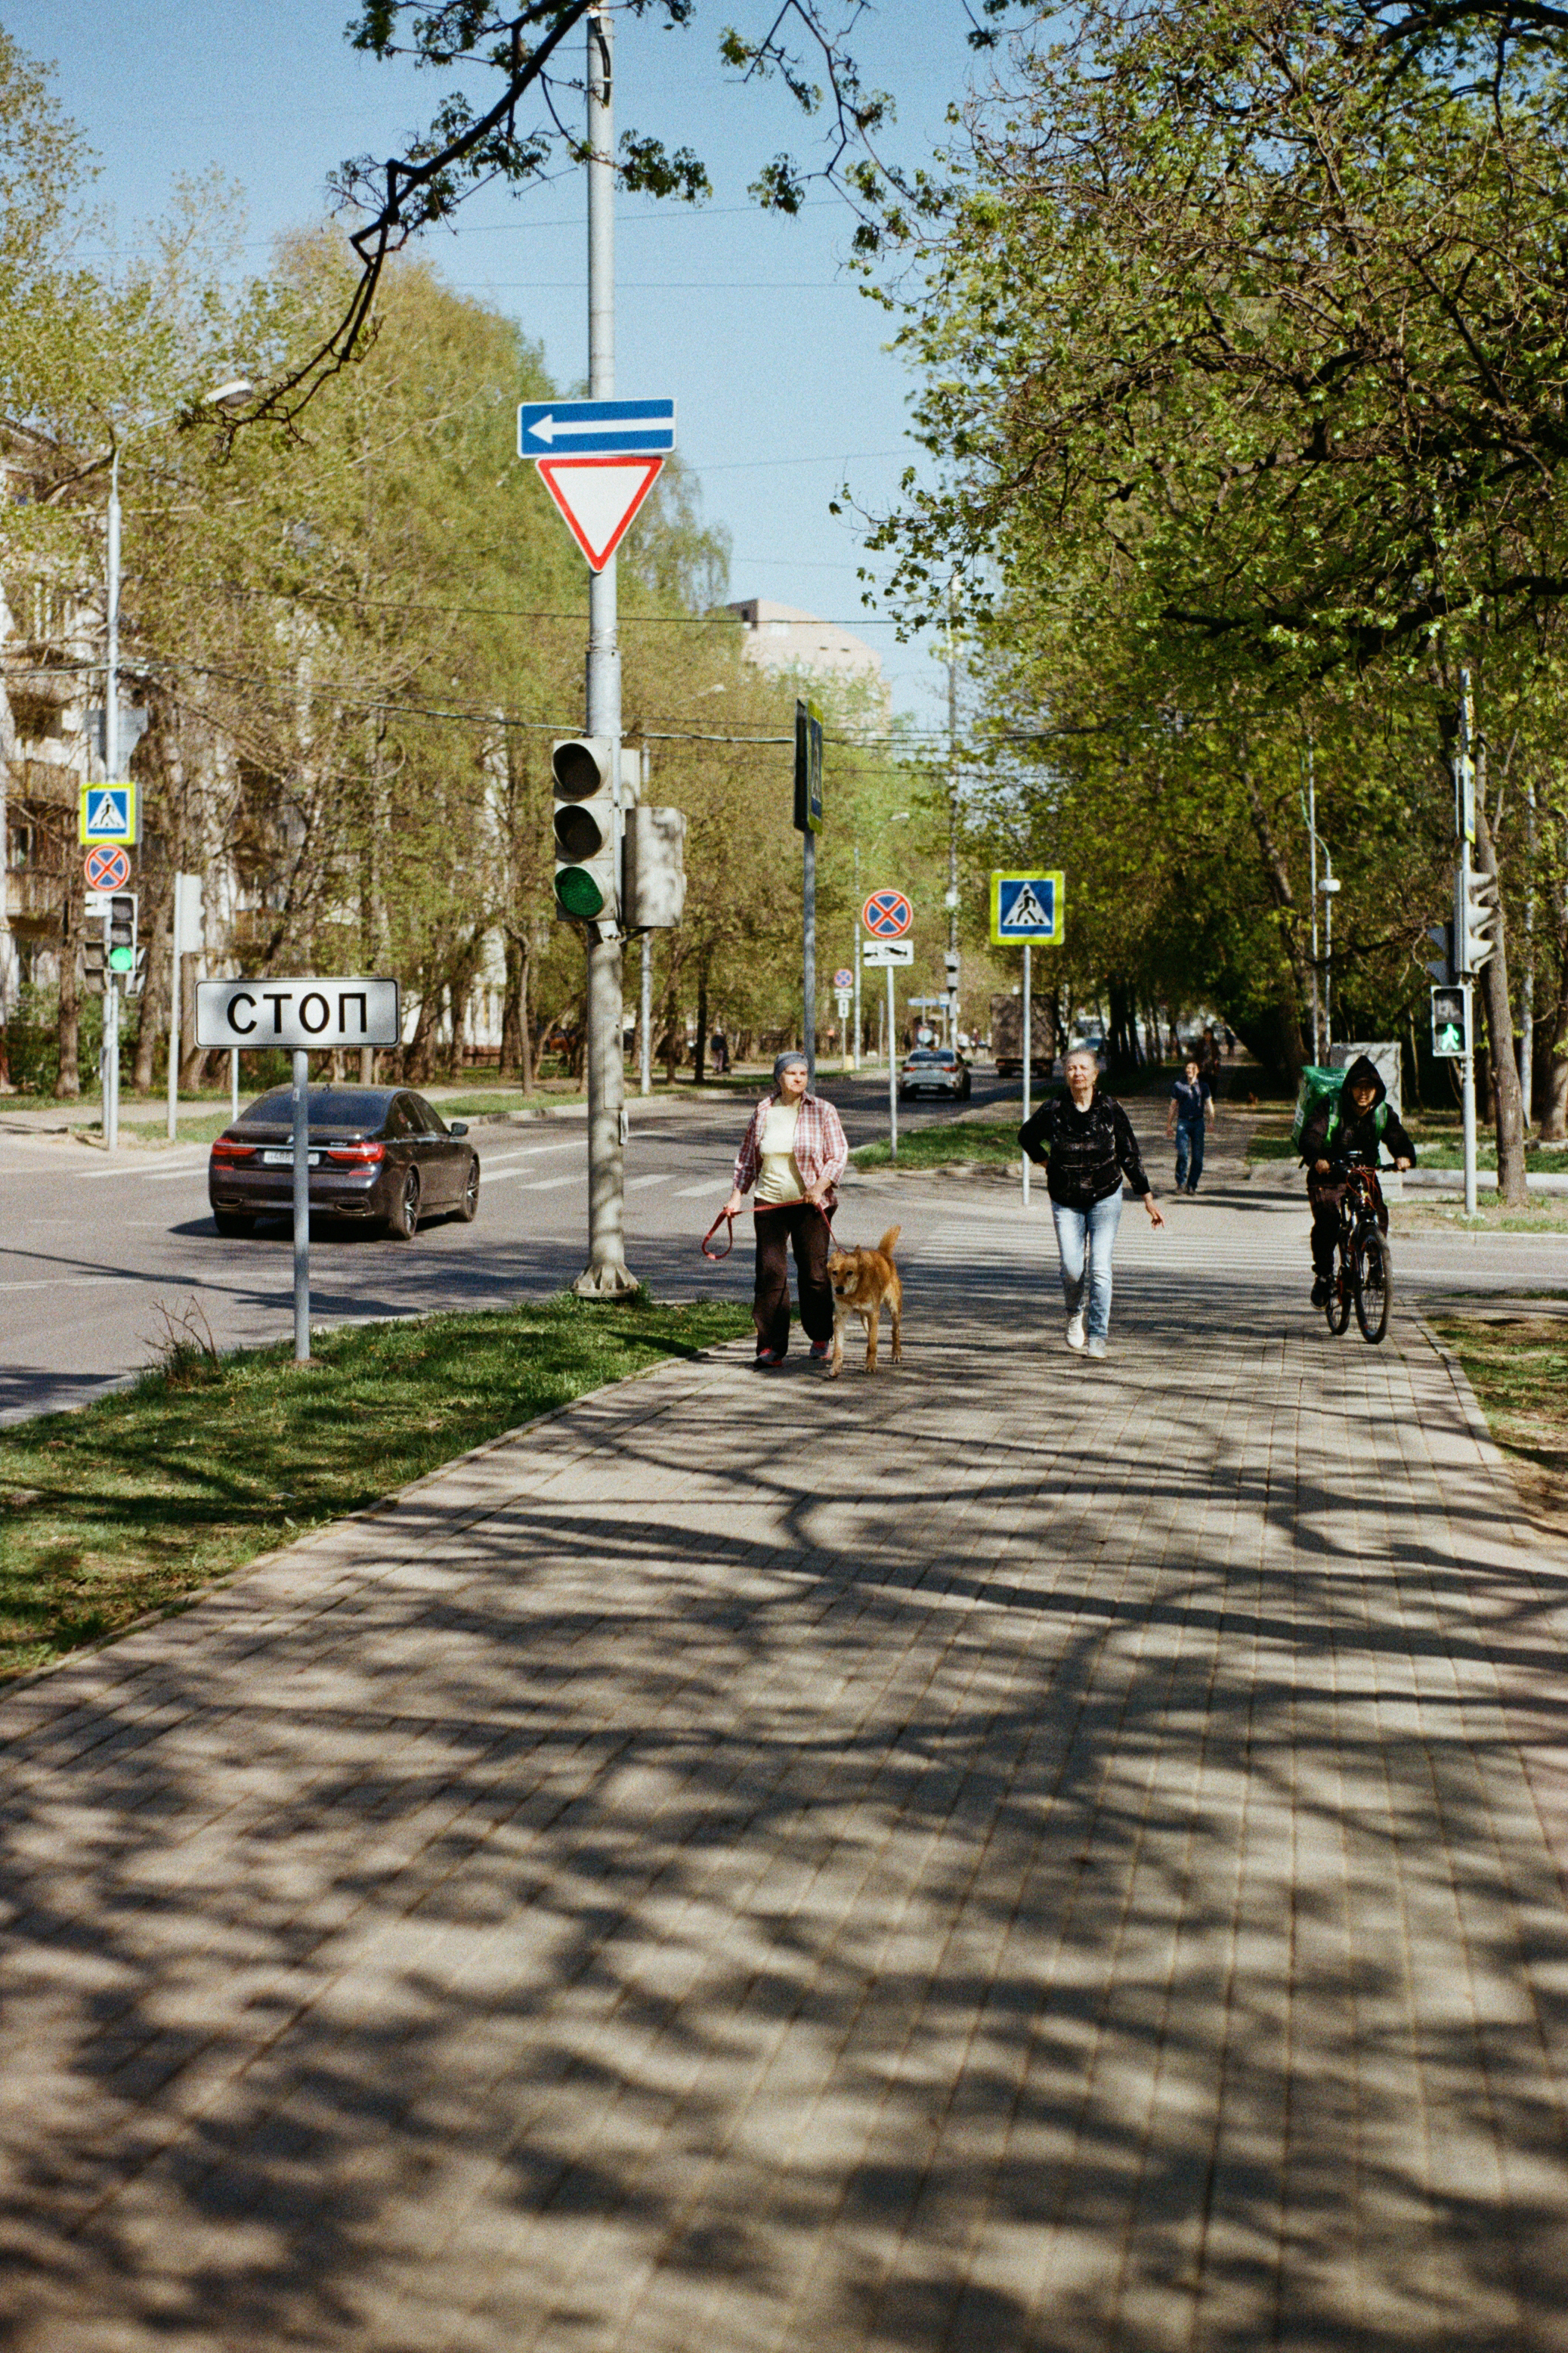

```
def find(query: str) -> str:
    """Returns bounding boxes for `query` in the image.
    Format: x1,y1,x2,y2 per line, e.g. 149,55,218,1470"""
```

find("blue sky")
8,0,1003,732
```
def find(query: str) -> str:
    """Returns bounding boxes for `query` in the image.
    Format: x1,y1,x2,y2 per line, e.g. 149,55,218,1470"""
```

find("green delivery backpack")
1291,1067,1343,1150
1291,1066,1390,1152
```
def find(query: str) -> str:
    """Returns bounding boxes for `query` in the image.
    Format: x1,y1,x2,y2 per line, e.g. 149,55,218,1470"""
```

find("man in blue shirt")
1164,1055,1214,1194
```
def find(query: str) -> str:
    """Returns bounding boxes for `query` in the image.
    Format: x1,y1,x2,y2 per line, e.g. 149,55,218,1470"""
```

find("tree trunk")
178,952,205,1091
54,865,82,1098
1473,785,1529,1208
500,933,524,1080
694,956,709,1086
1542,1053,1568,1143
131,875,172,1092
405,987,438,1084
1244,769,1310,1079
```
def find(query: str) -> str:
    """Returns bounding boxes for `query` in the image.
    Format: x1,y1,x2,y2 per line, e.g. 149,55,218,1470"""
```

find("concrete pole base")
572,1260,641,1299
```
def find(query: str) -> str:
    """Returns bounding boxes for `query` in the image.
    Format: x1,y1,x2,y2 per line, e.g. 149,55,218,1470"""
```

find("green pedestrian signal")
1430,983,1467,1060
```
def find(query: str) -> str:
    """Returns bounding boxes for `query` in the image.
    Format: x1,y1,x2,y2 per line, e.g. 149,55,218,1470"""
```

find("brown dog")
825,1224,903,1377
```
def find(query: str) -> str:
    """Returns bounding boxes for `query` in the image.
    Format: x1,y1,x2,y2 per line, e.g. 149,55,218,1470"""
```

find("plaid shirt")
734,1089,849,1203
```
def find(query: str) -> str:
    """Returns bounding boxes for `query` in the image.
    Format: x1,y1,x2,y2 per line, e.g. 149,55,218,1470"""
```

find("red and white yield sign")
83,843,131,891
862,889,914,940
519,399,675,574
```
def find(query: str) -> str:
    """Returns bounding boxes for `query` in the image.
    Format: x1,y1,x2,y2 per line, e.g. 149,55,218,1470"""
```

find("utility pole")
946,576,960,1051
103,447,121,1154
574,4,636,1296
852,844,861,1069
1458,668,1479,1218
1302,743,1322,1063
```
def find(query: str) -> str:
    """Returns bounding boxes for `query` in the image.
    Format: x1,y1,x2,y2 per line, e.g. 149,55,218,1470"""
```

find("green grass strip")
852,1119,1023,1170
0,1294,750,1684
1427,1313,1568,1526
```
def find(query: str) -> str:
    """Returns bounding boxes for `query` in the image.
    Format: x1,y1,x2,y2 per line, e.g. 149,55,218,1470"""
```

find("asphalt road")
0,1070,1023,1426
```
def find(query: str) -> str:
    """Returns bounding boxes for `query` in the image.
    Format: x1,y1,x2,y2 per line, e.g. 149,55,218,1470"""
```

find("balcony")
6,868,65,924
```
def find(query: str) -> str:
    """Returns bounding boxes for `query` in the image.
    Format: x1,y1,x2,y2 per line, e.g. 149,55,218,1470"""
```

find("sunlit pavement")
3,1125,1568,2346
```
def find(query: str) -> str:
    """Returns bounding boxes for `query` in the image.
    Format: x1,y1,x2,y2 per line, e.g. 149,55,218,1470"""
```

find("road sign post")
195,978,402,1361
796,700,824,1087
862,893,912,1161
991,872,1065,1203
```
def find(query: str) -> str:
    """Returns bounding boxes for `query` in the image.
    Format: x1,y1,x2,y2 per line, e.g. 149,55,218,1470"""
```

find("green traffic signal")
555,865,608,920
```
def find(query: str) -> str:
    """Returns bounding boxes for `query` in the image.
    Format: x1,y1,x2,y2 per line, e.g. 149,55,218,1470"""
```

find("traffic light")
552,737,619,923
82,907,108,995
107,892,138,981
1455,866,1498,974
1425,920,1455,987
1430,983,1468,1059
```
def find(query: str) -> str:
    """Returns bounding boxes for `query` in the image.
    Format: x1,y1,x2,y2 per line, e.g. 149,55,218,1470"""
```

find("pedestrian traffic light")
107,892,137,980
1454,867,1498,974
1430,983,1468,1059
1425,920,1455,987
82,907,108,995
552,737,619,924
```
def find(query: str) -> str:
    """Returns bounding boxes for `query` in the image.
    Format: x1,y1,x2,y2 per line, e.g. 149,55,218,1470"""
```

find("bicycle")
1321,1159,1393,1345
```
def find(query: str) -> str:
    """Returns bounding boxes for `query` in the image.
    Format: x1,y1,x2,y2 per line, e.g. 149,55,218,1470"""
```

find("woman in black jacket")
1019,1046,1165,1357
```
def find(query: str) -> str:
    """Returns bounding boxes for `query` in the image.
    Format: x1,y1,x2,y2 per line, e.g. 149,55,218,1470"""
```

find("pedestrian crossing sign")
990,870,1064,946
79,782,138,845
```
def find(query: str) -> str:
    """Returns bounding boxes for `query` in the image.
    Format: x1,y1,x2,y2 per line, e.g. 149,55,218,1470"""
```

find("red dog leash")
700,1209,738,1259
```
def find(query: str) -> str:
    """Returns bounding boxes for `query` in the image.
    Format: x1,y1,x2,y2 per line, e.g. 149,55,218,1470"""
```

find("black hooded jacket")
1019,1085,1152,1209
1299,1054,1416,1171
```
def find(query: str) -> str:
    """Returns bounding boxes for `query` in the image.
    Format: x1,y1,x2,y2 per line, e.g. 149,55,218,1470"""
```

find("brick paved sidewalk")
3,1184,1568,2351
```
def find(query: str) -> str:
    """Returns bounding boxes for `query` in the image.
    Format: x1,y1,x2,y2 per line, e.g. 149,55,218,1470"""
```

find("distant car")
207,1085,479,1240
898,1048,972,1102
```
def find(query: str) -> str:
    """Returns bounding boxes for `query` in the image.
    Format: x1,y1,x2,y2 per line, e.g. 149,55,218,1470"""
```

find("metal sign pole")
166,873,181,1142
803,826,816,1090
292,1046,311,1363
852,847,862,1070
886,964,897,1163
104,978,119,1153
576,3,634,1296
1021,943,1031,1208
1458,672,1479,1219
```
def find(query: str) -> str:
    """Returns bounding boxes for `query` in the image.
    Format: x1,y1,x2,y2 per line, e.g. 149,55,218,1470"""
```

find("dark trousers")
1307,1172,1388,1277
753,1201,833,1355
1308,1179,1344,1277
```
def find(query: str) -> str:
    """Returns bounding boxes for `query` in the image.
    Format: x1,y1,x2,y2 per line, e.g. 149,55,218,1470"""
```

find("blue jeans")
1174,1119,1205,1190
1051,1189,1123,1342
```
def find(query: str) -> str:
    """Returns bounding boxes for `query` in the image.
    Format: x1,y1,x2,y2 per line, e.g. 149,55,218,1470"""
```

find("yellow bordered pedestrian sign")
990,870,1064,946
79,782,138,845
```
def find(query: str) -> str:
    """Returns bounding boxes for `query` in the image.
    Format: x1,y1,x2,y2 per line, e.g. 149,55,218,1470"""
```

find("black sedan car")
208,1085,480,1239
897,1048,972,1102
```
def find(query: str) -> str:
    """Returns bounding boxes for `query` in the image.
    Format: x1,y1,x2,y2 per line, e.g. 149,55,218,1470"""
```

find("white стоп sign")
195,977,402,1051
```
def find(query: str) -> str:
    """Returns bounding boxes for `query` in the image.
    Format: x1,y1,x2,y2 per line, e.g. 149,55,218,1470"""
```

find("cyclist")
1300,1054,1415,1305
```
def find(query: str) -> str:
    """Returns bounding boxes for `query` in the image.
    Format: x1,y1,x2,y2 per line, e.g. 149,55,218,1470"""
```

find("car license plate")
261,1149,321,1166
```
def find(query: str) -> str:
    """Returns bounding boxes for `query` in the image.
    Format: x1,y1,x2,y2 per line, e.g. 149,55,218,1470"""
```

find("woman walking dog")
722,1051,849,1367
1019,1045,1164,1357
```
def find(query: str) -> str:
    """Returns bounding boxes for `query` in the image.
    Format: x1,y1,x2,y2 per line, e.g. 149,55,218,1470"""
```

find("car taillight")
323,1140,385,1166
210,1138,257,1162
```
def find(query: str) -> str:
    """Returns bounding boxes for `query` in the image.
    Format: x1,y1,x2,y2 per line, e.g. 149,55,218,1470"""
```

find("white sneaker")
1086,1335,1108,1359
1065,1311,1086,1351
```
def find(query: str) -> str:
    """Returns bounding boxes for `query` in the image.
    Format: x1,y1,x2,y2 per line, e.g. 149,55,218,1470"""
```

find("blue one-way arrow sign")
518,398,676,457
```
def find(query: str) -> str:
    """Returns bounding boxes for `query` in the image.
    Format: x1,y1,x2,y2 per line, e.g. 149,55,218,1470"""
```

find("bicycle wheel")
1325,1236,1353,1333
1353,1227,1392,1344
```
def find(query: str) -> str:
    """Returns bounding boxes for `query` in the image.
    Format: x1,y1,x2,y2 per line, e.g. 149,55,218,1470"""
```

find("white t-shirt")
754,1098,806,1204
